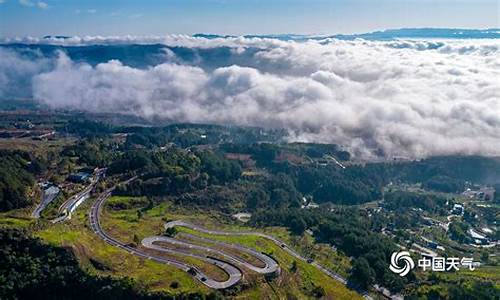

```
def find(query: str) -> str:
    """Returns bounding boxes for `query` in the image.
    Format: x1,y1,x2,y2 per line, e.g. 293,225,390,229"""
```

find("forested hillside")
0,150,45,212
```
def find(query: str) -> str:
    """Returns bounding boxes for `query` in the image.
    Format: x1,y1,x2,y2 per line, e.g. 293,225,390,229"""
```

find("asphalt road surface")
88,177,371,297
53,169,105,223
165,221,373,299
142,233,280,275
32,185,60,218
89,176,242,289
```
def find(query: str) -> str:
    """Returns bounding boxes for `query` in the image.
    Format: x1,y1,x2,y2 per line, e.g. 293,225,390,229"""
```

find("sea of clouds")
0,35,499,159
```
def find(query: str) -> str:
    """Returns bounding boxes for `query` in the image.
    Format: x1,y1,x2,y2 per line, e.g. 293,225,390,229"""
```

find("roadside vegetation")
1,117,499,299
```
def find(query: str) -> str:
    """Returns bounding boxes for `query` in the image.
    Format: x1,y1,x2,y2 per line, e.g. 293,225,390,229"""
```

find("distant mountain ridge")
195,28,500,40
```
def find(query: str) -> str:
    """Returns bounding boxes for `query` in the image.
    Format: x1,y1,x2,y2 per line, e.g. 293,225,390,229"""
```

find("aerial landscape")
0,1,499,299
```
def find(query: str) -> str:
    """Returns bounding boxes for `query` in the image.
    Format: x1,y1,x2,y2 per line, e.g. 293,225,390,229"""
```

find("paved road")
88,178,370,297
165,220,373,299
141,236,242,288
89,177,242,289
32,185,60,218
52,170,105,223
143,233,280,275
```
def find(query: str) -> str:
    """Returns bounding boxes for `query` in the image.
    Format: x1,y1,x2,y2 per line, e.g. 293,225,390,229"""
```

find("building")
468,228,489,245
463,187,496,201
68,172,90,183
452,204,464,215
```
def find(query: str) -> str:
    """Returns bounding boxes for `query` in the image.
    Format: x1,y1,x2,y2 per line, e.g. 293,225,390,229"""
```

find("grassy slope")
177,226,360,299
0,196,361,299
101,197,361,299
35,200,207,295
0,207,35,228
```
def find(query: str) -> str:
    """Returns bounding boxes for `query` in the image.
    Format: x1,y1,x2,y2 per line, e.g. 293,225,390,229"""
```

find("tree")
0,150,40,212
311,285,326,298
289,215,307,235
247,189,270,209
290,260,298,273
133,234,140,246
164,227,177,237
481,251,490,264
197,150,241,184
0,229,164,299
349,257,375,289
449,221,469,243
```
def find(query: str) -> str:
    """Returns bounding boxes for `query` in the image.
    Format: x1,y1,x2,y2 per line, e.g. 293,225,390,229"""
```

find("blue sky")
0,0,498,37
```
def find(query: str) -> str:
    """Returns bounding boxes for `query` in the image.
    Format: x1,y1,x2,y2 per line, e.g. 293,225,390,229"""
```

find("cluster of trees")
250,208,311,235
221,142,350,167
62,140,115,167
301,143,350,161
313,211,407,292
0,150,45,212
250,207,407,292
108,150,161,175
106,196,151,211
0,229,226,299
292,165,386,205
273,155,500,205
392,156,500,193
221,143,279,168
448,221,470,243
175,184,247,211
0,229,172,299
197,151,241,185
112,149,243,199
172,172,302,213
121,123,283,149
63,120,500,208
64,119,115,138
245,173,302,209
112,149,200,196
408,274,499,300
383,191,448,214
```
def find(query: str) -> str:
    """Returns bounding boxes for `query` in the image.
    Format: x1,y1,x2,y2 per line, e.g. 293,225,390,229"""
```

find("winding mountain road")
164,221,349,282
89,177,244,289
88,178,370,298
89,186,241,288
142,234,279,275
165,221,373,299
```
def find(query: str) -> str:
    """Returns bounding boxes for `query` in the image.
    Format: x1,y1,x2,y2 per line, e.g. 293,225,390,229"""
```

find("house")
452,204,464,215
463,187,495,201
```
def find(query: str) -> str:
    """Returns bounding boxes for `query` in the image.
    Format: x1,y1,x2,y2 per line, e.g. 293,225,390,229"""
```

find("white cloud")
19,0,48,9
0,48,53,99
1,36,499,159
37,1,47,9
19,0,33,6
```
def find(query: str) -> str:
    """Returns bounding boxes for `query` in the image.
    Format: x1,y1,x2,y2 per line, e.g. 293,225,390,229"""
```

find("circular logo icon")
389,251,415,277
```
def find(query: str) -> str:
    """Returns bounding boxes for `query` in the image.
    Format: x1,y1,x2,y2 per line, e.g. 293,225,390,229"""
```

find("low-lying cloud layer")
1,36,499,159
